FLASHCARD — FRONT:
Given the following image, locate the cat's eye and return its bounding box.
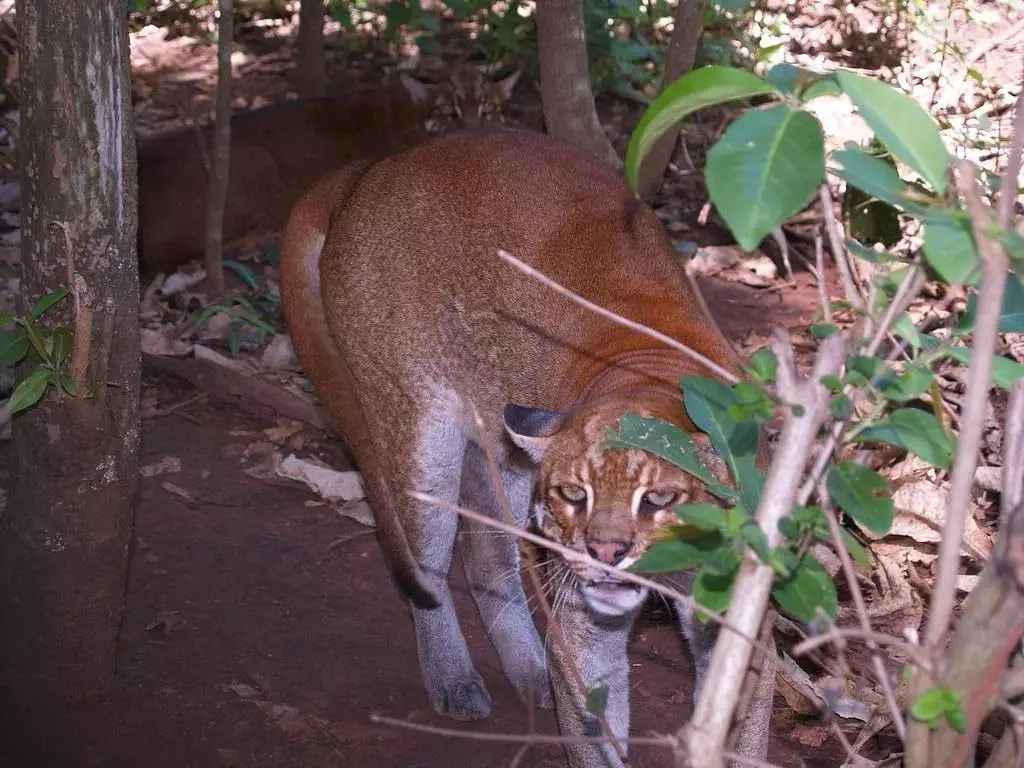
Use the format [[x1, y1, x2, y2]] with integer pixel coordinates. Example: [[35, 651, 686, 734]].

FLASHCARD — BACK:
[[556, 484, 587, 505], [638, 489, 679, 514]]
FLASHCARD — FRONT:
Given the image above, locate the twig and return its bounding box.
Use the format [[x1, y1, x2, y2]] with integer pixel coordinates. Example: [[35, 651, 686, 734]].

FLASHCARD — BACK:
[[679, 330, 848, 768], [995, 72, 1024, 230], [815, 229, 832, 323], [497, 249, 740, 385], [368, 713, 676, 748], [469, 405, 626, 760], [922, 160, 1013, 652], [406, 490, 771, 656], [819, 183, 864, 310], [793, 624, 933, 674], [816, 480, 908, 741], [369, 714, 785, 768]]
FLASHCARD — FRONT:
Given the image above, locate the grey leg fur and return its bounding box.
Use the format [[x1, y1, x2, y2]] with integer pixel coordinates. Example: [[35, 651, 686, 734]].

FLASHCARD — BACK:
[[458, 442, 552, 709]]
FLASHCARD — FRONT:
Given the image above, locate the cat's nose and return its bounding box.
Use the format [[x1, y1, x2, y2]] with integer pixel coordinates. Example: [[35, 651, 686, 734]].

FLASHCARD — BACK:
[[586, 539, 630, 566]]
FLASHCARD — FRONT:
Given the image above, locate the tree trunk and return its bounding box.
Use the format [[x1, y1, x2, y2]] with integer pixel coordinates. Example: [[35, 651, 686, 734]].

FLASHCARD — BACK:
[[296, 0, 326, 98], [536, 0, 621, 170], [636, 0, 706, 201], [204, 0, 233, 296], [0, 0, 140, 752]]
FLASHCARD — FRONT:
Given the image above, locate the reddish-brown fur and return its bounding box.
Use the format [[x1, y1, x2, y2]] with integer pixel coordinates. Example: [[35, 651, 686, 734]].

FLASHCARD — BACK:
[[136, 83, 429, 273], [279, 128, 740, 607]]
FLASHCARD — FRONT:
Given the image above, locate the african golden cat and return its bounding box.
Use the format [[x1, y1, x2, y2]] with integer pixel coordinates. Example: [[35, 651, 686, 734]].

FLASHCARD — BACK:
[[279, 129, 775, 767], [136, 68, 518, 274]]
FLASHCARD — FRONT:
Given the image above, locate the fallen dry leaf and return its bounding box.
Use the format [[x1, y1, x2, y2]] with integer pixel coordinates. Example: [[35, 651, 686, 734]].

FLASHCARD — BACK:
[[275, 453, 365, 503], [140, 455, 183, 477]]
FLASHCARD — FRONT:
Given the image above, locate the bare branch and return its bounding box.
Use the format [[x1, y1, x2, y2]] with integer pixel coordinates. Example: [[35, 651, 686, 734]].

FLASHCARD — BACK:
[[920, 160, 1012, 655], [406, 490, 772, 656], [816, 480, 908, 740], [819, 182, 864, 309], [498, 249, 740, 384], [679, 330, 848, 768]]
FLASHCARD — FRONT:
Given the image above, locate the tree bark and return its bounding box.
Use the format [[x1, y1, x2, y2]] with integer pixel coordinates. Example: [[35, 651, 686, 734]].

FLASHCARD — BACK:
[[536, 0, 621, 170], [296, 0, 326, 98], [204, 0, 233, 296], [0, 0, 140, 751], [636, 0, 706, 201]]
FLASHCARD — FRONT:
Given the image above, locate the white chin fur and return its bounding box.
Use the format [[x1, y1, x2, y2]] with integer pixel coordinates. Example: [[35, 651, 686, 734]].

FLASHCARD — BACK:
[[581, 582, 648, 616]]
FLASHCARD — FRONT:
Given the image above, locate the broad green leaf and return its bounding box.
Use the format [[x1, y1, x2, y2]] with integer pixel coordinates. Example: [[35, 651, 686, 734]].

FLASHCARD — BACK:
[[877, 363, 934, 402], [9, 368, 52, 415], [826, 461, 895, 534], [625, 66, 779, 191], [996, 276, 1024, 331], [910, 687, 967, 732], [801, 77, 842, 101], [892, 313, 922, 349], [0, 330, 29, 367], [740, 521, 771, 561], [22, 320, 47, 360], [694, 564, 737, 619], [923, 210, 978, 285], [630, 531, 725, 573], [586, 684, 609, 715], [60, 372, 77, 396], [50, 327, 74, 366], [856, 408, 957, 469], [30, 285, 69, 319], [605, 414, 737, 502], [835, 70, 949, 195], [749, 347, 778, 382], [771, 555, 838, 622], [946, 347, 1024, 392], [765, 63, 804, 93], [225, 259, 261, 290], [831, 148, 923, 213], [706, 105, 825, 251], [675, 503, 729, 531], [681, 376, 763, 511]]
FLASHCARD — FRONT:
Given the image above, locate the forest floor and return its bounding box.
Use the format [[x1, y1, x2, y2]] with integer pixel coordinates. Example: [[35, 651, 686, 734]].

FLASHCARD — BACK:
[[1, 1, 1021, 767]]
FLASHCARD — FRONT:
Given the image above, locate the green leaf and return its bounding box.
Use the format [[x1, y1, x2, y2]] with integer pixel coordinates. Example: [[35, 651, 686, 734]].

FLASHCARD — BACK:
[[30, 285, 69, 319], [21, 320, 47, 360], [630, 531, 725, 573], [856, 408, 957, 469], [946, 347, 1024, 392], [0, 330, 29, 367], [801, 77, 842, 101], [224, 259, 261, 291], [740, 521, 770, 561], [839, 528, 872, 569], [694, 564, 737, 618], [831, 148, 924, 213], [877, 363, 934, 402], [706, 105, 825, 251], [586, 684, 609, 715], [891, 313, 922, 349], [675, 503, 728, 531], [923, 210, 978, 285], [50, 327, 74, 366], [749, 347, 778, 383], [996, 276, 1024, 332], [681, 376, 763, 511], [626, 66, 779, 191], [910, 687, 967, 732], [826, 461, 895, 534], [771, 555, 838, 622], [9, 368, 52, 415], [605, 414, 738, 502], [835, 70, 949, 195], [60, 372, 77, 396], [810, 323, 839, 338]]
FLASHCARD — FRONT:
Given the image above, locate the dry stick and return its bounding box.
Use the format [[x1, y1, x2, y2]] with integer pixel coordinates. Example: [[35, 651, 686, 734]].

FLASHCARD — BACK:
[[921, 161, 1014, 656], [816, 480, 908, 741], [793, 626, 934, 673], [815, 230, 832, 323], [906, 152, 1019, 765], [468, 406, 627, 763], [407, 491, 770, 655], [372, 714, 786, 768], [819, 182, 865, 310], [497, 250, 740, 385], [680, 330, 848, 768]]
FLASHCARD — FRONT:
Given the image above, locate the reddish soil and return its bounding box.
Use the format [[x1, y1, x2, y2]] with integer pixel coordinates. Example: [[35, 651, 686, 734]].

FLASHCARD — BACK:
[[0, 274, 866, 768]]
